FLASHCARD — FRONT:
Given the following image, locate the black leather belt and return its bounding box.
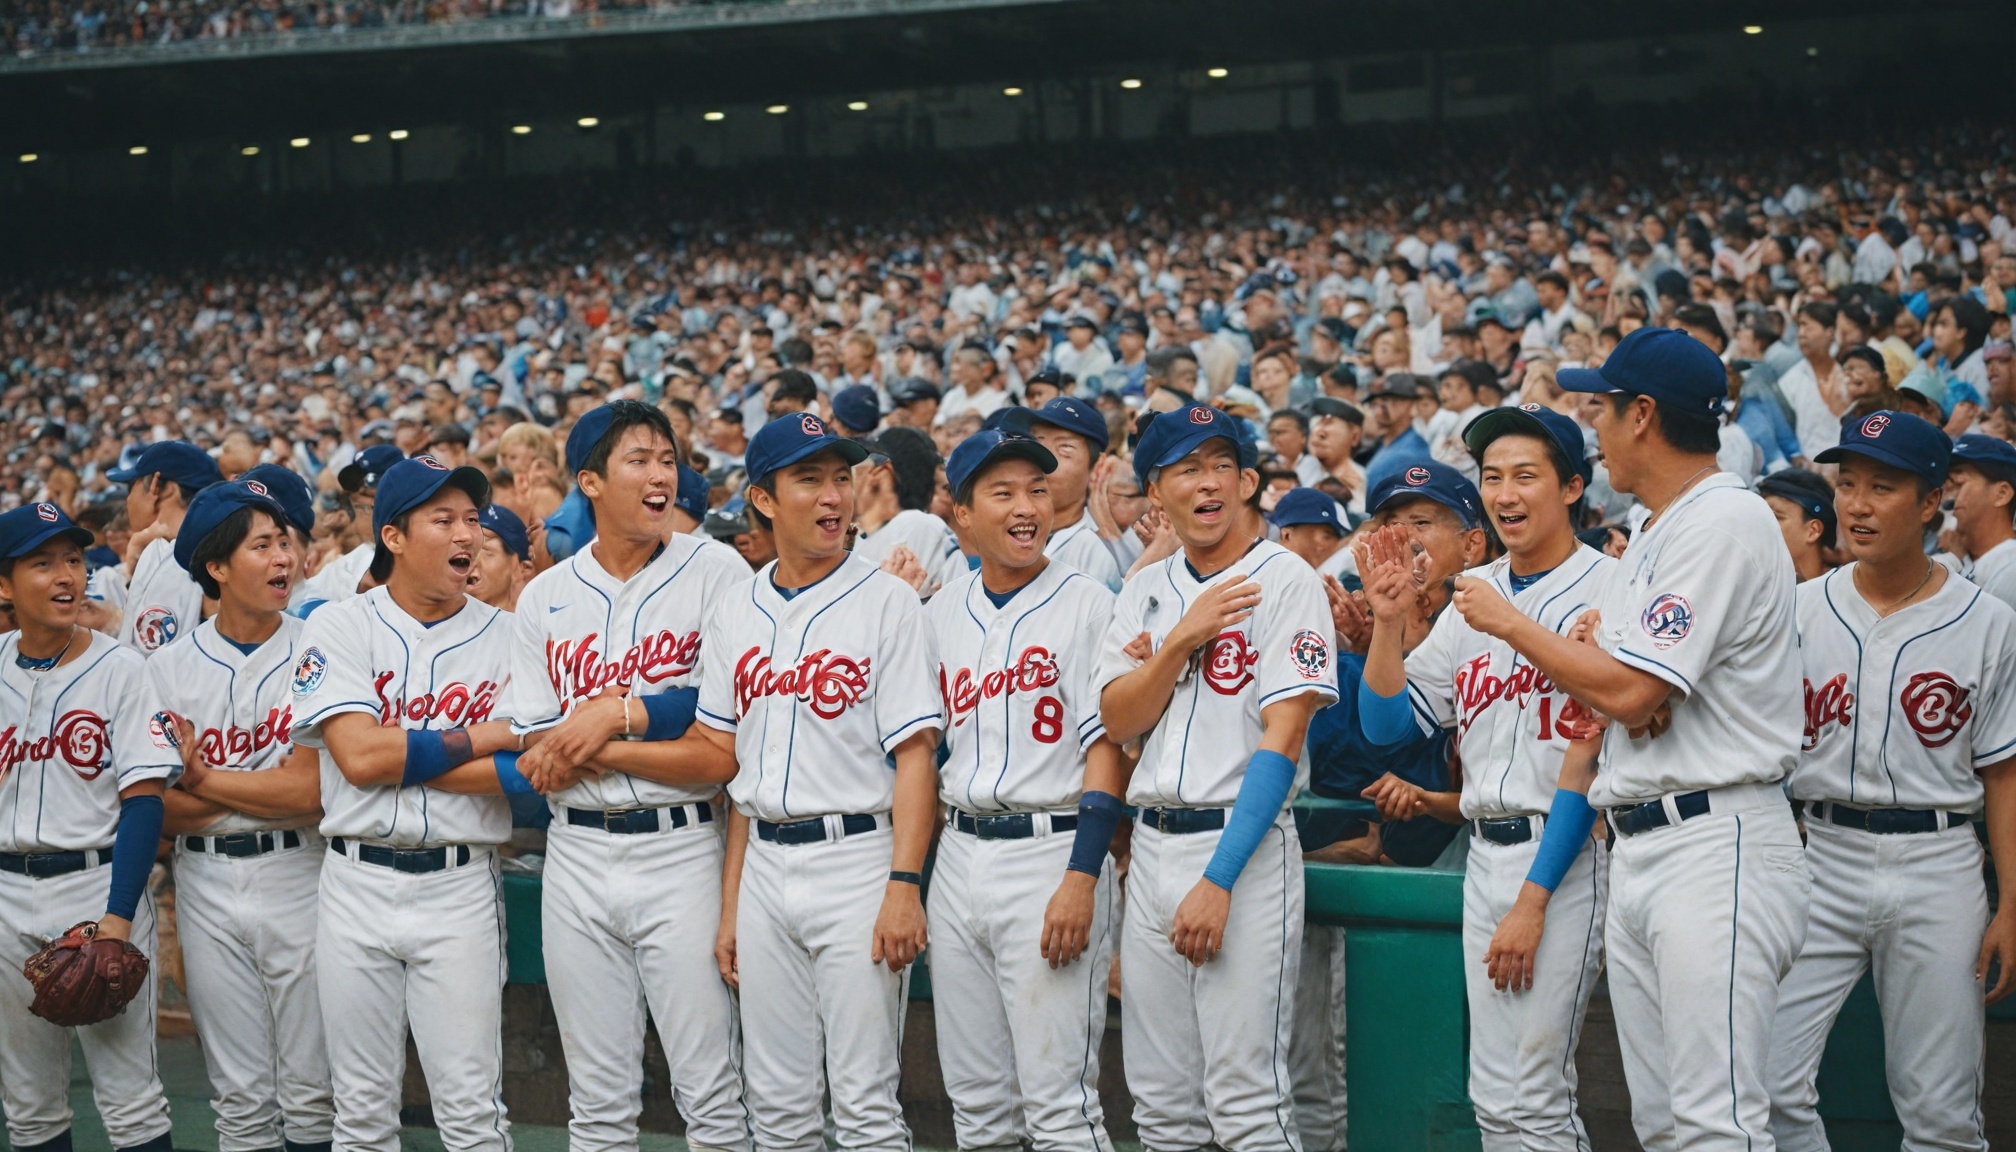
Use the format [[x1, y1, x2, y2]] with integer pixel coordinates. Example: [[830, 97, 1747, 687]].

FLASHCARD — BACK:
[[183, 830, 303, 858], [1609, 790, 1712, 838], [1798, 800, 1968, 835], [566, 802, 714, 835], [329, 838, 475, 873], [951, 809, 1080, 840], [1473, 815, 1537, 846], [0, 848, 110, 878], [756, 813, 880, 845], [1138, 807, 1226, 835]]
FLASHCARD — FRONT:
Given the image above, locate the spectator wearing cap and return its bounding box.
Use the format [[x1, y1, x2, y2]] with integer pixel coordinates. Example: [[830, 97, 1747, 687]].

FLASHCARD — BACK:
[[468, 504, 532, 612], [1895, 368, 1950, 428], [1675, 304, 1801, 476], [938, 345, 1012, 428], [1472, 308, 1525, 391], [884, 380, 942, 431], [831, 385, 884, 439], [1307, 399, 1369, 515], [1006, 398, 1123, 592], [852, 426, 964, 594], [1112, 319, 1150, 395], [669, 464, 713, 538], [1944, 434, 2016, 611], [427, 424, 473, 470], [1425, 361, 1495, 485], [106, 440, 226, 653], [1757, 469, 1838, 583], [1142, 346, 1201, 413], [1269, 488, 1352, 581], [1362, 376, 1435, 489], [1022, 367, 1066, 411], [306, 443, 409, 607], [1835, 346, 1904, 420]]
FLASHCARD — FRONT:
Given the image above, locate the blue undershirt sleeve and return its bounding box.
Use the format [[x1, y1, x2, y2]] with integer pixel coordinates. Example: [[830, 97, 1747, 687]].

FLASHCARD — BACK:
[[1201, 749, 1297, 891], [1357, 676, 1416, 746], [106, 794, 164, 921]]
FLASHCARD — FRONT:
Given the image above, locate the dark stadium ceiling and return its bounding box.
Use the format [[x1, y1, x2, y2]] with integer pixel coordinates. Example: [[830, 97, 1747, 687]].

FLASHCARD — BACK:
[[0, 0, 1989, 154]]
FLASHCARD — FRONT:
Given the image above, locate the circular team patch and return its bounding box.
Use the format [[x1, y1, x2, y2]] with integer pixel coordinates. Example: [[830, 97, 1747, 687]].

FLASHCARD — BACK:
[[244, 480, 270, 497], [1290, 629, 1330, 680], [1405, 466, 1432, 486], [800, 413, 826, 436], [417, 455, 449, 471], [1188, 406, 1215, 425], [134, 606, 178, 651], [1859, 413, 1891, 438], [292, 647, 328, 696], [1639, 592, 1693, 650], [35, 503, 59, 522], [149, 711, 179, 750]]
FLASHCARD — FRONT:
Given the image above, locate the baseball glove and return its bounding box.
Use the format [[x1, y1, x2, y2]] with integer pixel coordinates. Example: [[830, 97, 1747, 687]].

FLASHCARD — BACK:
[[22, 921, 149, 1028]]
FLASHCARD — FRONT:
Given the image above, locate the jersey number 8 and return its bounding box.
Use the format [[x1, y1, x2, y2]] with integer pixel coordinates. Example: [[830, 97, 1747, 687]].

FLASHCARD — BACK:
[[1032, 696, 1064, 744]]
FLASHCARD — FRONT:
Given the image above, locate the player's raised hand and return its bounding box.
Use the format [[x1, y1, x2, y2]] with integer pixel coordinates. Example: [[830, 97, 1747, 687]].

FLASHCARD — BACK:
[[167, 713, 208, 792], [871, 882, 929, 973], [1357, 526, 1420, 624], [1483, 884, 1550, 992], [1040, 871, 1097, 969], [1170, 878, 1231, 966], [1324, 575, 1372, 653], [1165, 576, 1262, 656], [1451, 575, 1522, 640], [879, 545, 933, 595]]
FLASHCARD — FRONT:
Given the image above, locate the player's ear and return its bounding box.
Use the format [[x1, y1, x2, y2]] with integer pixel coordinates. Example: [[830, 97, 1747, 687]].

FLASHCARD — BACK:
[[1562, 474, 1585, 507], [1239, 468, 1260, 501], [1461, 527, 1487, 565], [577, 469, 602, 502]]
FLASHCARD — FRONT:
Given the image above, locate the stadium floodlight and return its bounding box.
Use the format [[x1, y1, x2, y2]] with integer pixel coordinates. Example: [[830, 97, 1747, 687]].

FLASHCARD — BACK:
[[18, 153, 36, 163], [1002, 86, 1023, 96], [1806, 46, 1820, 56], [351, 134, 372, 144], [291, 137, 311, 148], [766, 105, 789, 115], [128, 145, 148, 156], [1120, 78, 1142, 89], [241, 146, 260, 156], [389, 130, 410, 141], [578, 117, 599, 128], [704, 111, 726, 122], [848, 101, 869, 112], [1743, 24, 1763, 33], [511, 125, 532, 135], [1207, 67, 1229, 78]]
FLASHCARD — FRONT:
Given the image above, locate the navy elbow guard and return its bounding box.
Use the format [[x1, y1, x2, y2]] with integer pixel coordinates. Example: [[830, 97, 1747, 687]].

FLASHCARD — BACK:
[[107, 794, 164, 922]]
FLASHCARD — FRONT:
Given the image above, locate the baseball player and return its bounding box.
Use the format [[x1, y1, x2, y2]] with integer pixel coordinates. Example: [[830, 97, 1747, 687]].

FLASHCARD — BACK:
[[289, 455, 524, 1152], [1767, 412, 2016, 1152], [149, 480, 332, 1152], [1451, 328, 1807, 1150], [694, 412, 942, 1152], [0, 502, 178, 1152], [108, 440, 224, 652], [851, 425, 966, 592], [1096, 403, 1338, 1152], [467, 504, 533, 613], [501, 402, 753, 1152], [926, 429, 1123, 1152], [1941, 434, 2016, 610], [671, 463, 712, 535], [1358, 408, 1612, 1151], [301, 445, 404, 606], [1005, 398, 1125, 591], [1757, 469, 1837, 584]]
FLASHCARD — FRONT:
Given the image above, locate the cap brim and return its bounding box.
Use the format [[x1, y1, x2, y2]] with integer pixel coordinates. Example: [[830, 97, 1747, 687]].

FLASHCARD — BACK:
[[1147, 427, 1242, 473], [1372, 488, 1478, 528], [757, 436, 870, 482], [104, 467, 141, 484], [1554, 366, 1621, 394], [1813, 442, 1940, 481], [3, 524, 94, 561], [1004, 407, 1109, 450], [956, 439, 1059, 498]]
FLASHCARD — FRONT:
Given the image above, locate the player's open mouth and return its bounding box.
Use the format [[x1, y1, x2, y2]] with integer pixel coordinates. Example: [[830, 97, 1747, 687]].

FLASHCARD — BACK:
[[50, 593, 74, 605], [643, 494, 669, 513], [448, 553, 474, 574], [1007, 523, 1039, 544], [268, 575, 290, 593], [1848, 524, 1877, 541], [816, 514, 843, 533], [1495, 511, 1527, 528], [1194, 500, 1224, 520]]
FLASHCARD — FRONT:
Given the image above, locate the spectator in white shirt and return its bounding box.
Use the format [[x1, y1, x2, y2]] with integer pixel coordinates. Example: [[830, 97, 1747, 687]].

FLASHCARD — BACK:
[[1050, 316, 1114, 388], [934, 343, 1012, 426], [1853, 217, 1907, 288], [1777, 301, 1847, 461], [1424, 359, 1493, 483], [1520, 271, 1582, 352]]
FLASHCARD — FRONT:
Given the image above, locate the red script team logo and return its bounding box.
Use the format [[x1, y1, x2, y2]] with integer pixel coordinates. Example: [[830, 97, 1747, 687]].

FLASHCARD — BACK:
[[735, 647, 871, 719], [0, 710, 111, 780], [1803, 673, 1855, 751], [373, 672, 500, 725], [1860, 413, 1892, 439], [1201, 630, 1260, 695], [546, 630, 702, 702], [1901, 671, 1971, 748], [940, 646, 1061, 725]]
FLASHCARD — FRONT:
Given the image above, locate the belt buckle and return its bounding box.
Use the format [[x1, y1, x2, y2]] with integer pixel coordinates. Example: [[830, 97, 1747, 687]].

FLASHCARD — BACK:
[[612, 809, 661, 834], [390, 849, 438, 874], [975, 813, 1021, 839]]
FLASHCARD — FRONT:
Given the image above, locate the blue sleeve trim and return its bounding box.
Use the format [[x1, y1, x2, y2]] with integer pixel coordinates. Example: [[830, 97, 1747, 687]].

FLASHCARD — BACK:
[[1259, 682, 1338, 708], [107, 794, 164, 921], [1524, 788, 1597, 892], [696, 707, 738, 731], [880, 713, 942, 753], [641, 688, 699, 742], [495, 751, 535, 795], [1611, 646, 1695, 697], [1358, 678, 1417, 746], [1202, 749, 1296, 891]]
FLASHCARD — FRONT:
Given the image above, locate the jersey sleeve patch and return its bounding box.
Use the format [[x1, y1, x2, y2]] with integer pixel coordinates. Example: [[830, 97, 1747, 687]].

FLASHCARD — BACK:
[[1290, 629, 1330, 680], [292, 647, 328, 696], [1639, 592, 1694, 649]]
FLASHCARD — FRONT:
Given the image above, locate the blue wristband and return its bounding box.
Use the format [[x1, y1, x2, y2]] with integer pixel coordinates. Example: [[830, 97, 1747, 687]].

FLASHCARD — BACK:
[[1357, 676, 1417, 746], [1201, 749, 1297, 891], [494, 751, 535, 795], [641, 688, 699, 742], [107, 794, 164, 921], [1066, 790, 1126, 877], [1523, 788, 1597, 893], [402, 730, 450, 788]]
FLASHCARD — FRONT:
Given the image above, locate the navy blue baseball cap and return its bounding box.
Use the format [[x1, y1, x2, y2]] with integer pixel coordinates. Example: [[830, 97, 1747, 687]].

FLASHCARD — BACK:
[[1950, 433, 2016, 483], [174, 481, 292, 577], [831, 386, 883, 435], [1268, 488, 1347, 534], [1556, 327, 1728, 419], [1133, 403, 1258, 485], [1368, 460, 1483, 529], [1463, 403, 1593, 485], [564, 404, 618, 476], [337, 444, 405, 493], [105, 441, 224, 490], [0, 502, 93, 562], [675, 464, 711, 522], [479, 503, 530, 561], [1816, 410, 1951, 486], [371, 454, 493, 540], [744, 411, 869, 484], [238, 464, 316, 536], [946, 430, 1057, 501], [1004, 396, 1110, 450]]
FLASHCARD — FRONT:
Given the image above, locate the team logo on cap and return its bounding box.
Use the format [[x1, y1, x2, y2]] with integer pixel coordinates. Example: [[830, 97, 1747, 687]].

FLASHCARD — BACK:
[[134, 607, 178, 652], [1189, 407, 1215, 425], [800, 414, 826, 436], [1639, 593, 1693, 649], [292, 647, 328, 696], [35, 503, 58, 522], [1860, 413, 1892, 439], [1520, 403, 1542, 412], [245, 480, 269, 497], [416, 455, 448, 471], [1405, 466, 1432, 486], [1290, 629, 1331, 681]]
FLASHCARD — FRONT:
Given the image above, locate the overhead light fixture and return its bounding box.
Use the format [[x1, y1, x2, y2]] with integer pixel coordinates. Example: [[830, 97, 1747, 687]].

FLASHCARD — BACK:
[[847, 101, 869, 111], [1743, 24, 1763, 33], [1120, 78, 1142, 89], [1207, 67, 1228, 78], [1002, 86, 1023, 96], [703, 111, 726, 121], [389, 129, 410, 140], [290, 137, 310, 148], [351, 133, 371, 144], [128, 145, 148, 156], [241, 145, 260, 156], [18, 153, 37, 163], [1806, 46, 1820, 56], [577, 116, 599, 128], [765, 104, 788, 115], [511, 125, 532, 135]]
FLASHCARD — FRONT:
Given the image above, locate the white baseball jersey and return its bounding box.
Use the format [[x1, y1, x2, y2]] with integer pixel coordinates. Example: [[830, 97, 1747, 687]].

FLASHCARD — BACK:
[[0, 630, 177, 851], [1045, 516, 1123, 592], [1404, 546, 1614, 819], [87, 563, 128, 615], [289, 587, 513, 846], [853, 508, 966, 591], [302, 542, 373, 605], [1793, 564, 2016, 811], [1589, 474, 1802, 808], [146, 616, 308, 834], [1095, 539, 1339, 809], [927, 562, 1115, 813], [698, 553, 942, 821], [503, 533, 752, 810], [124, 536, 201, 652], [1964, 537, 2016, 614]]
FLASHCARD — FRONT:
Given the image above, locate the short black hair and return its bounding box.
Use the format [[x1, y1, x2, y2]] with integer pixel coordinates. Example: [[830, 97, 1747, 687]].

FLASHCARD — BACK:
[[1937, 297, 1992, 360], [368, 509, 417, 583], [770, 370, 820, 408], [1535, 271, 1571, 294], [1609, 394, 1722, 456], [1269, 409, 1310, 435], [580, 400, 680, 478], [188, 505, 279, 600], [1672, 303, 1728, 349], [869, 426, 941, 512], [1797, 301, 1839, 330]]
